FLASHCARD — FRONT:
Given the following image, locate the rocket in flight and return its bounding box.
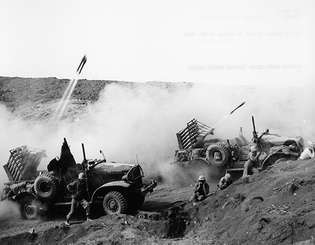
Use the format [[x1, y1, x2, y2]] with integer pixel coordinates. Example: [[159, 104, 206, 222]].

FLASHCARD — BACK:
[[76, 55, 87, 74]]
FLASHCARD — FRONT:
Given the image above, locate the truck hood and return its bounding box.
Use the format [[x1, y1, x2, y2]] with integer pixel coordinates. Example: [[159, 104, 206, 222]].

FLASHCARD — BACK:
[[92, 162, 134, 173], [262, 135, 304, 147]]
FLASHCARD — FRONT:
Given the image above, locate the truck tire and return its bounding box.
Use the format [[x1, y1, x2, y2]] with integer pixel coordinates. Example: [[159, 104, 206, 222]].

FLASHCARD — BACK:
[[206, 143, 231, 167], [19, 194, 39, 220], [103, 191, 128, 215], [34, 172, 58, 200]]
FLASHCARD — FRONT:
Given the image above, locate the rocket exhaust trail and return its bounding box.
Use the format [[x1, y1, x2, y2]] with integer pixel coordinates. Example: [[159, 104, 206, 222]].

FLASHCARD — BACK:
[[56, 79, 78, 120], [53, 79, 75, 119], [53, 55, 87, 120]]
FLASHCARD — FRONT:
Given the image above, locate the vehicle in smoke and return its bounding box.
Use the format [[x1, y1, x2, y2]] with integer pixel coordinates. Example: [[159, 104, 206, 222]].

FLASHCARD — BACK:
[[174, 116, 303, 177], [1, 139, 157, 219]]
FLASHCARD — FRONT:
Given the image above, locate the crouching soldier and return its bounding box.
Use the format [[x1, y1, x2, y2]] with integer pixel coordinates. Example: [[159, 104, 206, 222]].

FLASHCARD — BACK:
[[242, 144, 261, 183], [191, 175, 209, 204], [299, 142, 315, 160], [65, 172, 91, 225], [218, 172, 232, 190]]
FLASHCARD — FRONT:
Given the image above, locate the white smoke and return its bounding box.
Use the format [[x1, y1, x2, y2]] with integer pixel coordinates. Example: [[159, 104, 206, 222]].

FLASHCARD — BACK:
[[53, 78, 78, 120], [0, 82, 314, 186], [0, 200, 20, 220]]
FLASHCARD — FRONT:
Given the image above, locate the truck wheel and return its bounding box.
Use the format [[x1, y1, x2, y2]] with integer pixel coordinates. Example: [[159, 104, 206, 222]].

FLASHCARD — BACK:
[[206, 143, 231, 167], [103, 191, 128, 215], [34, 172, 58, 200], [19, 195, 39, 220]]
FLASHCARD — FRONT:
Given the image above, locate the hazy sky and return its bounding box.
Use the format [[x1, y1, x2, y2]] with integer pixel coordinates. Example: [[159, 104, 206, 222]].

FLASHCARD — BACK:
[[0, 0, 314, 84]]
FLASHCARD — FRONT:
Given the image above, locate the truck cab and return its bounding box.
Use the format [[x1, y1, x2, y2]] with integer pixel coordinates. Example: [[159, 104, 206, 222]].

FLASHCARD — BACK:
[[1, 140, 156, 219]]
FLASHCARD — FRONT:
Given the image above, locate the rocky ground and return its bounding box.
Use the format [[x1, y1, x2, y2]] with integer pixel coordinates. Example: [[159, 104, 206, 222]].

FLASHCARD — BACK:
[[0, 158, 315, 245], [0, 76, 191, 120], [0, 77, 314, 245]]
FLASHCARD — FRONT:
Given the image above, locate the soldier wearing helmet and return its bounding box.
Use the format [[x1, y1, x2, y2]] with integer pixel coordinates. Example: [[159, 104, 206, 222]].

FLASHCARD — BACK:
[[191, 175, 210, 203], [65, 171, 91, 225], [299, 141, 315, 160], [198, 175, 206, 181], [242, 143, 261, 182], [218, 172, 232, 190]]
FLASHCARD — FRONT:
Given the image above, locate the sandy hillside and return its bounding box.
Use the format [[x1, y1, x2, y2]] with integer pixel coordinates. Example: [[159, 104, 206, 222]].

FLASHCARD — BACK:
[[0, 159, 314, 245], [0, 76, 191, 120], [0, 77, 314, 245]]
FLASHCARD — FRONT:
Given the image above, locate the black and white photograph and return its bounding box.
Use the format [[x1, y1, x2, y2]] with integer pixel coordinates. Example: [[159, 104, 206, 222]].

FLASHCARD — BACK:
[[0, 1, 314, 244]]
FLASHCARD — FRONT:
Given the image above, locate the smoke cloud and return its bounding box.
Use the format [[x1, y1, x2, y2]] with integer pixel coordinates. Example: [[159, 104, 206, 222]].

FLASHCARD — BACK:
[[0, 82, 314, 187], [0, 200, 20, 221]]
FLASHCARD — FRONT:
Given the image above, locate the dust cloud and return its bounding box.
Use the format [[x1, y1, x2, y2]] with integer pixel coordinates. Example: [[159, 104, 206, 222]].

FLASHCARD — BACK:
[[0, 82, 314, 186], [0, 200, 20, 221]]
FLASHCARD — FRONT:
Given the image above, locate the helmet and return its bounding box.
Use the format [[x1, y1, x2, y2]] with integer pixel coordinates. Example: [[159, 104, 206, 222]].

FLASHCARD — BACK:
[[225, 173, 231, 179], [307, 141, 315, 149], [250, 145, 258, 152], [198, 175, 206, 181], [78, 172, 85, 179]]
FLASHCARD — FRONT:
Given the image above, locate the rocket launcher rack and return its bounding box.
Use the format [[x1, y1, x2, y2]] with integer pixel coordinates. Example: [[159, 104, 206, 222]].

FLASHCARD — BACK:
[[176, 119, 212, 150], [3, 146, 46, 182]]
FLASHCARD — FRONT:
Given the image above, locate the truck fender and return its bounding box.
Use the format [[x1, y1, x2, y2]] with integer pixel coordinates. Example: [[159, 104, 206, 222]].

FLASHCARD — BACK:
[[261, 150, 295, 170], [90, 181, 131, 203]]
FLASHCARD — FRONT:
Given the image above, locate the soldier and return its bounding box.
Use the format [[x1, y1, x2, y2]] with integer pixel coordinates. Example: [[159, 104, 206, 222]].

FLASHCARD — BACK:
[[218, 172, 232, 190], [192, 175, 210, 203], [299, 142, 315, 160], [242, 144, 261, 182], [65, 172, 91, 225]]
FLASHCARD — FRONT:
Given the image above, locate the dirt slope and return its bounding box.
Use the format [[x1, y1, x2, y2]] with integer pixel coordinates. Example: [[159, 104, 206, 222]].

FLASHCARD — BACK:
[[0, 158, 314, 244], [0, 77, 314, 244], [0, 76, 122, 121], [183, 158, 315, 245], [0, 76, 191, 120]]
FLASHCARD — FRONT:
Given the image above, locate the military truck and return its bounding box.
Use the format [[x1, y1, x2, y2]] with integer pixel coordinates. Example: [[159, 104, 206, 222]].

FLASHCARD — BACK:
[[1, 139, 156, 219], [174, 116, 303, 176]]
